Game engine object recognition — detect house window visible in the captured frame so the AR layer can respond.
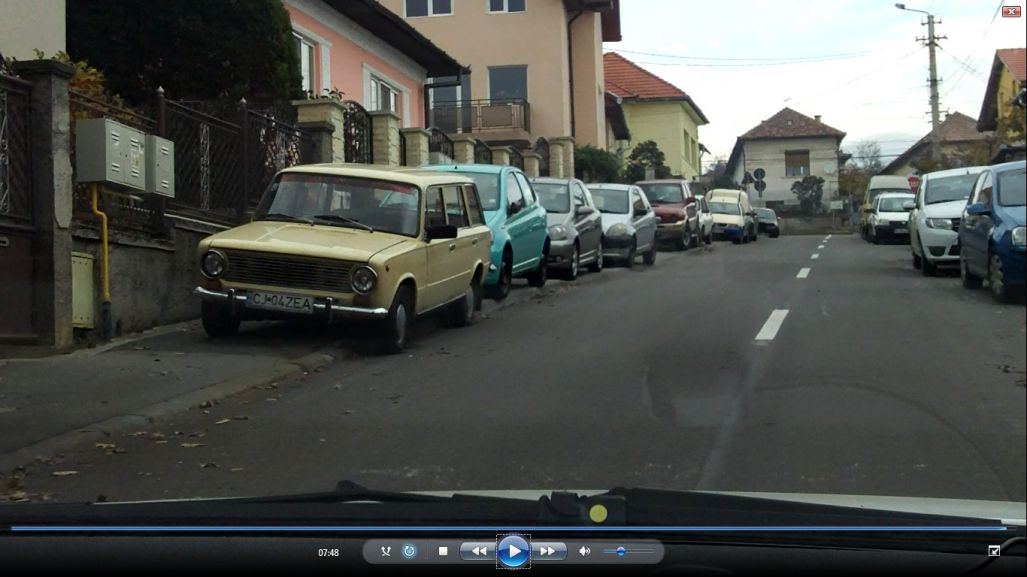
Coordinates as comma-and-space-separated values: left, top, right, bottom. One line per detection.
489, 66, 527, 101
785, 150, 810, 177
406, 0, 452, 17
370, 77, 400, 114
292, 33, 315, 94
489, 0, 526, 12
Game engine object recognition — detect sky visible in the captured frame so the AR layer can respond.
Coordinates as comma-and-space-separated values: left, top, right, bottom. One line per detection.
604, 0, 1025, 170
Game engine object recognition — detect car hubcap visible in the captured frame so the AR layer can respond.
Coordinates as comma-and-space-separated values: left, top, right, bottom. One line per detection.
465, 289, 474, 320
572, 249, 579, 276
395, 305, 407, 344
991, 256, 1003, 295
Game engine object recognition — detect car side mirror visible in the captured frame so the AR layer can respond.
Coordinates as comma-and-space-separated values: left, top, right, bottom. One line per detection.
685, 197, 697, 205
634, 207, 647, 217
508, 202, 521, 216
966, 202, 989, 217
575, 205, 595, 216
425, 224, 458, 240
902, 201, 915, 211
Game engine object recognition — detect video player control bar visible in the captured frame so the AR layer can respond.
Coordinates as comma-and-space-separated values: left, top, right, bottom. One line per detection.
363, 539, 664, 564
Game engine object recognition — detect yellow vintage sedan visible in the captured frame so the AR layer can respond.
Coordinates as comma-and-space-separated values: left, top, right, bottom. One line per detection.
193, 164, 492, 353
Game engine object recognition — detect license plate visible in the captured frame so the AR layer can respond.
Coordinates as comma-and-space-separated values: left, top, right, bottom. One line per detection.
247, 291, 314, 314
895, 228, 907, 234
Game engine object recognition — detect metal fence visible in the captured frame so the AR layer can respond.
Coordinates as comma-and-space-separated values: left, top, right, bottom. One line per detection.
242, 107, 314, 215
0, 73, 33, 224
509, 147, 524, 170
428, 127, 453, 159
430, 99, 530, 133
473, 138, 492, 164
342, 100, 373, 164
534, 137, 550, 177
399, 130, 407, 166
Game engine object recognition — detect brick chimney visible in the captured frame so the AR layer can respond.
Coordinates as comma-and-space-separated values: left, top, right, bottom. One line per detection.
814, 114, 822, 122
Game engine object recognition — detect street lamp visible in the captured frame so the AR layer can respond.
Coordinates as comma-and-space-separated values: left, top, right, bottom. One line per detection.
896, 3, 942, 163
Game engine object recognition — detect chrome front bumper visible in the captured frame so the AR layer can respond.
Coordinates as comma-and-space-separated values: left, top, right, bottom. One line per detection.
193, 287, 389, 321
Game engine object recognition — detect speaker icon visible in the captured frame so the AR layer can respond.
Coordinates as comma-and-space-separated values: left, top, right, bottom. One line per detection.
578, 546, 591, 557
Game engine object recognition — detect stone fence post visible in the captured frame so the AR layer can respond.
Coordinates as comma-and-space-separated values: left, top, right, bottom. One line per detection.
551, 136, 575, 178
522, 152, 542, 178
370, 111, 401, 166
293, 99, 347, 163
548, 139, 566, 179
450, 135, 476, 164
491, 146, 511, 166
400, 128, 430, 167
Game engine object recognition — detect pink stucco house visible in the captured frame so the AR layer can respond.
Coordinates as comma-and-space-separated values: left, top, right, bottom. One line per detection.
284, 0, 466, 128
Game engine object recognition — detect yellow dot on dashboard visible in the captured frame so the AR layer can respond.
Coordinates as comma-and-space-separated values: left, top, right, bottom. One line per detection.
589, 504, 608, 524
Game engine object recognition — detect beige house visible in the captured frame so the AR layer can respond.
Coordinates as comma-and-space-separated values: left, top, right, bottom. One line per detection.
377, 0, 621, 150
977, 48, 1026, 162
725, 108, 846, 210
0, 0, 65, 61
880, 112, 992, 177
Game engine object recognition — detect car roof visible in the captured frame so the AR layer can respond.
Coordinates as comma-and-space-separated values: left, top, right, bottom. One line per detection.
587, 183, 633, 190
417, 163, 513, 175
530, 177, 573, 185
921, 165, 989, 180
992, 160, 1027, 173
281, 164, 473, 187
635, 179, 685, 184
876, 192, 914, 199
707, 188, 743, 196
867, 175, 909, 188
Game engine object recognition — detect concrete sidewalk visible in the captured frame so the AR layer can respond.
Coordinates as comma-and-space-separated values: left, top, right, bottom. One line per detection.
0, 320, 339, 472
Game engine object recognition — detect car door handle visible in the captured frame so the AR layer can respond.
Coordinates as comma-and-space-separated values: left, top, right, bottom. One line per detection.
448, 243, 457, 251
471, 238, 478, 245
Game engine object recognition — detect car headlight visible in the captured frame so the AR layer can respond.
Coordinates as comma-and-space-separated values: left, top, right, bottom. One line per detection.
351, 266, 377, 295
549, 225, 568, 241
201, 250, 226, 278
1013, 227, 1027, 246
608, 223, 629, 236
926, 218, 952, 230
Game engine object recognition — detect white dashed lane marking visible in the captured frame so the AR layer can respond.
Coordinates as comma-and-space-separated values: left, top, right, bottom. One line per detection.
797, 268, 811, 279
755, 310, 790, 341
811, 253, 820, 259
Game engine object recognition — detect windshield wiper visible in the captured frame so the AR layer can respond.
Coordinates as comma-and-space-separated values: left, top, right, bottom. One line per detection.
925, 199, 966, 205
311, 214, 374, 232
261, 213, 314, 225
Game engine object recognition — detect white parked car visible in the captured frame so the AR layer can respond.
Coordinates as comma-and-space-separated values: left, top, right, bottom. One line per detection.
909, 166, 988, 276
867, 192, 914, 244
694, 195, 715, 244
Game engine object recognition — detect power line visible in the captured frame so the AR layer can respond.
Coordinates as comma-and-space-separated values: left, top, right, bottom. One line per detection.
609, 48, 873, 62
787, 46, 925, 107
940, 2, 1002, 99
632, 56, 867, 68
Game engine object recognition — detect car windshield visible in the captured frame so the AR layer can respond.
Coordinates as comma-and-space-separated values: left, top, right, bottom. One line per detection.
462, 172, 501, 212
533, 181, 571, 213
877, 197, 912, 212
754, 208, 776, 221
256, 173, 420, 236
710, 202, 741, 215
997, 169, 1026, 206
589, 188, 630, 213
924, 174, 980, 204
638, 183, 683, 204
868, 188, 911, 202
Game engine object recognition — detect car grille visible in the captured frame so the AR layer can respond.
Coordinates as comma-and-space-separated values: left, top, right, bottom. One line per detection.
222, 250, 355, 293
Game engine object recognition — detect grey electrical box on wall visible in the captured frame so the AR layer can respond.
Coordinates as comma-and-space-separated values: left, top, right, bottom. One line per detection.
145, 135, 175, 198
75, 118, 147, 191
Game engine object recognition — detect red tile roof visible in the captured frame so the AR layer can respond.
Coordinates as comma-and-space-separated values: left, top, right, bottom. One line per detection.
882, 111, 991, 174
739, 107, 845, 141
603, 52, 709, 123
997, 48, 1027, 82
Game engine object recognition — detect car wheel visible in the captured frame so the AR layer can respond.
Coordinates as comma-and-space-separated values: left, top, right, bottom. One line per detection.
587, 241, 604, 273
912, 247, 922, 270
674, 229, 688, 251
872, 229, 880, 245
771, 229, 780, 239
751, 226, 758, 242
625, 240, 637, 269
562, 244, 580, 281
920, 241, 937, 277
732, 235, 742, 245
643, 244, 657, 266
447, 283, 477, 328
989, 252, 1013, 303
201, 302, 240, 338
704, 228, 712, 245
690, 226, 700, 249
960, 254, 983, 289
380, 286, 413, 354
527, 249, 548, 287
486, 254, 512, 300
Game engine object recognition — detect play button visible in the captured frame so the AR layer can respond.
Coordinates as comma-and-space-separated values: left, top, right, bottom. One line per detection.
497, 535, 530, 569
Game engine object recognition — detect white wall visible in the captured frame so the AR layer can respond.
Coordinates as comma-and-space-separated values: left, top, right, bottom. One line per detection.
741, 137, 842, 206
0, 0, 66, 61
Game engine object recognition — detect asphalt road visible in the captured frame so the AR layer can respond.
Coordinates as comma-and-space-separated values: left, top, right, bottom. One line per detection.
15, 234, 1027, 504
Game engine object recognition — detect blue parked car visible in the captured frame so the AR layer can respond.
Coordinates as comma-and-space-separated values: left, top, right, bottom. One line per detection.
420, 164, 549, 300
958, 160, 1026, 302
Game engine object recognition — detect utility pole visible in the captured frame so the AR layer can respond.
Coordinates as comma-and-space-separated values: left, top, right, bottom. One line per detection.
896, 4, 946, 164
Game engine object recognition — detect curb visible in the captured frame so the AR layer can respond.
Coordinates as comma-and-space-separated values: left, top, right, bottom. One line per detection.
0, 351, 335, 473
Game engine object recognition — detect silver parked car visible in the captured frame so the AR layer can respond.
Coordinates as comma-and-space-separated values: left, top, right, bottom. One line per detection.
531, 177, 604, 280
587, 183, 658, 268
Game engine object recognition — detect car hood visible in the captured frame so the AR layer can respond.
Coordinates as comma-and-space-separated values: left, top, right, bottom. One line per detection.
652, 204, 687, 218
923, 200, 969, 219
712, 213, 744, 225
204, 221, 409, 262
877, 211, 911, 222
997, 205, 1026, 225
600, 212, 632, 231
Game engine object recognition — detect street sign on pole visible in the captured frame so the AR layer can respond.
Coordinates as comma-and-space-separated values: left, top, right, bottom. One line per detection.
754, 180, 767, 193
753, 168, 766, 181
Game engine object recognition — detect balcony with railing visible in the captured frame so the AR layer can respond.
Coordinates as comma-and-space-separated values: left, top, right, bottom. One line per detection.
429, 99, 531, 142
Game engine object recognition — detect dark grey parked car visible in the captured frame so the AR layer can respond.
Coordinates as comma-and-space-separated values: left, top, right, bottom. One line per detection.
531, 177, 604, 280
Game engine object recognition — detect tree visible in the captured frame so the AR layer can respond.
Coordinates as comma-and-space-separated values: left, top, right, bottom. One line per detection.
67, 0, 303, 107
574, 145, 621, 183
791, 175, 825, 215
624, 140, 672, 182
855, 141, 883, 175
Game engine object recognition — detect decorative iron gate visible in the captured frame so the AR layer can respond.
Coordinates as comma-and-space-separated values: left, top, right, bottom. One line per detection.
428, 127, 454, 160
473, 139, 492, 164
534, 137, 550, 177
0, 72, 35, 340
509, 147, 524, 170
342, 100, 372, 164
242, 107, 314, 214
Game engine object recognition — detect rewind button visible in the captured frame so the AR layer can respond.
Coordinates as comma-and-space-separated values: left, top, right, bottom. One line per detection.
459, 542, 494, 561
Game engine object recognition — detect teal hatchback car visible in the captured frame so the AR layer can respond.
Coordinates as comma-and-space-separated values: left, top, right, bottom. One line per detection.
421, 164, 549, 299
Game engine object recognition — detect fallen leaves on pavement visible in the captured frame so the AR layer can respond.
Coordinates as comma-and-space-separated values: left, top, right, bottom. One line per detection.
51, 471, 79, 477
180, 443, 206, 448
